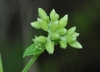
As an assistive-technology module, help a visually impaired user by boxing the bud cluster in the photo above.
[30,8,82,54]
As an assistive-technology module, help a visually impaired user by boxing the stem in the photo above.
[0,54,3,72]
[22,54,40,72]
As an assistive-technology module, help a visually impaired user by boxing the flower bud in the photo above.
[72,32,79,37]
[66,35,76,43]
[30,21,41,29]
[37,36,47,43]
[45,40,54,54]
[51,32,60,40]
[38,8,49,22]
[59,40,67,49]
[37,18,48,31]
[49,21,59,32]
[53,14,59,22]
[50,9,59,22]
[38,8,47,18]
[69,41,82,49]
[58,28,67,36]
[59,15,68,28]
[67,26,76,35]
[50,9,56,19]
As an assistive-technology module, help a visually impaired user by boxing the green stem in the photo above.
[0,54,3,72]
[22,54,40,72]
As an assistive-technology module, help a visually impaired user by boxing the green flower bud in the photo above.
[66,32,79,43]
[51,32,60,40]
[59,40,67,49]
[53,14,59,22]
[67,26,76,35]
[43,16,50,23]
[59,15,68,28]
[50,9,56,19]
[37,36,47,43]
[38,8,47,18]
[66,35,76,43]
[38,8,49,22]
[32,35,38,43]
[37,18,48,31]
[72,32,79,37]
[69,41,82,49]
[30,21,41,29]
[49,21,59,32]
[58,28,67,36]
[50,9,59,22]
[45,40,54,54]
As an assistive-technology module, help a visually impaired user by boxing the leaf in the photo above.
[23,44,44,57]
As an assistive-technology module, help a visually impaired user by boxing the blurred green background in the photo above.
[0,0,100,72]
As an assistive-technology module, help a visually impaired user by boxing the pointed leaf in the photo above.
[23,44,44,57]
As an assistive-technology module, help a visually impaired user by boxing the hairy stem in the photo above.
[22,54,40,72]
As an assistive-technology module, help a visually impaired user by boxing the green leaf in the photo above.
[23,44,44,57]
[69,41,82,49]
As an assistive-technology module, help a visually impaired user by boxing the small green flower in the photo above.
[67,26,76,35]
[58,28,67,36]
[49,21,59,32]
[30,21,41,29]
[45,40,54,54]
[38,8,47,17]
[32,35,47,44]
[51,32,60,40]
[37,18,48,31]
[50,9,59,22]
[59,15,68,28]
[38,8,49,22]
[66,33,78,43]
[36,36,47,43]
[50,9,56,19]
[59,40,67,49]
[69,41,82,49]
